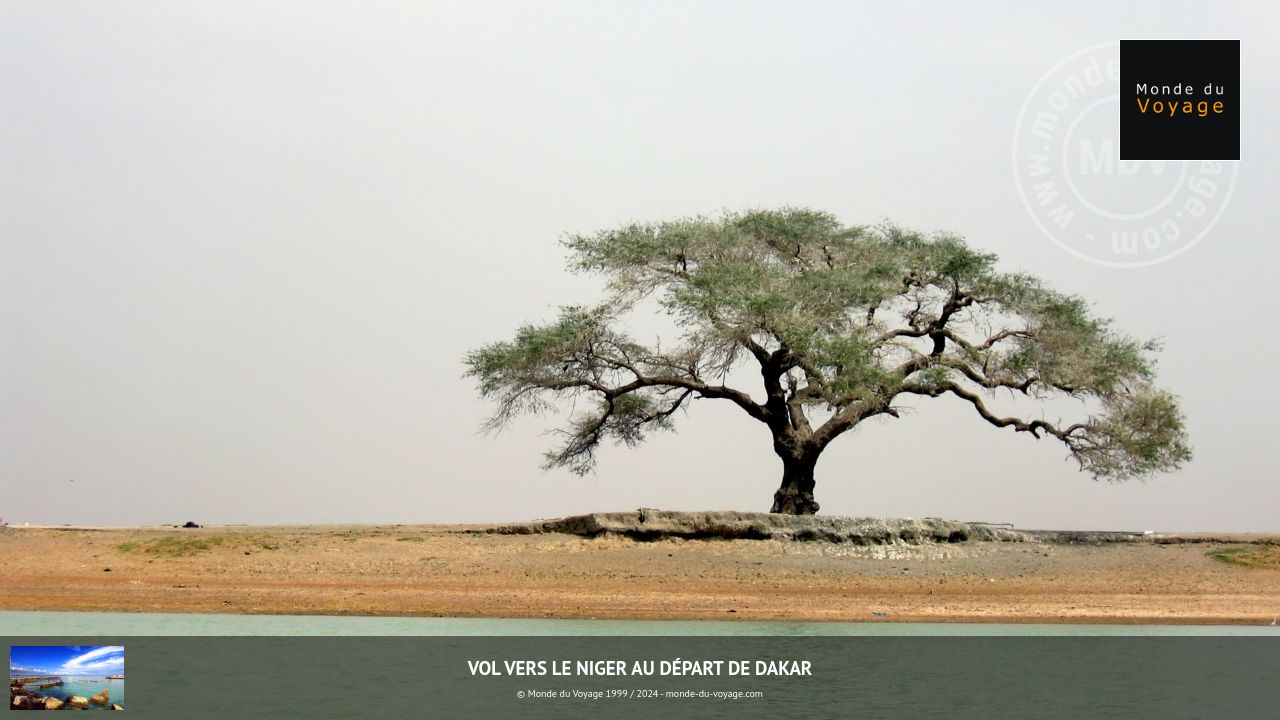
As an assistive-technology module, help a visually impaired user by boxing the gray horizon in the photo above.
[3,1,1278,531]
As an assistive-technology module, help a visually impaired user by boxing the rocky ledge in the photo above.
[485,510,1030,544]
[9,684,122,711]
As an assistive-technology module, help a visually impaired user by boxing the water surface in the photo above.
[2,611,1275,636]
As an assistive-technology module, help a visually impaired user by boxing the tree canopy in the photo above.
[465,208,1191,514]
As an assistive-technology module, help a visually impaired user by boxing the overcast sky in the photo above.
[3,1,1277,530]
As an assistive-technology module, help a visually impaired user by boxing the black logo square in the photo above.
[1120,40,1239,160]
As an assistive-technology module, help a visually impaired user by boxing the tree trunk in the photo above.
[770,453,820,515]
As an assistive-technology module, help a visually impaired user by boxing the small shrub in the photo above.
[115,535,226,557]
[1207,545,1280,569]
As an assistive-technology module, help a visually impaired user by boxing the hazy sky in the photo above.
[3,2,1277,530]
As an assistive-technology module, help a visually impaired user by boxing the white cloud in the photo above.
[59,646,124,675]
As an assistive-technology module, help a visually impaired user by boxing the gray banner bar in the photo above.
[6,636,1278,719]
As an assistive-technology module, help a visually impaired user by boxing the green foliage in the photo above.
[543,392,684,475]
[114,534,283,556]
[466,208,1191,484]
[1072,387,1191,479]
[1207,545,1280,569]
[115,535,227,557]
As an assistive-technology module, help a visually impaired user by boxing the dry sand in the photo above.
[2,524,1278,624]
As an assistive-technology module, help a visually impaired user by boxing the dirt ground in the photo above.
[2,524,1278,624]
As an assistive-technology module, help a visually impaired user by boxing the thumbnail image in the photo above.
[10,646,124,711]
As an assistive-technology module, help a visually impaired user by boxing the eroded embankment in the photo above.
[485,510,1029,544]
[486,510,1280,546]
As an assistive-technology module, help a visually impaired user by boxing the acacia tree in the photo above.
[465,209,1190,515]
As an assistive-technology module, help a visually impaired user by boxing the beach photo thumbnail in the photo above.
[10,646,124,711]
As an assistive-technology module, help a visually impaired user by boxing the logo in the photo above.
[1120,40,1239,160]
[1013,42,1238,267]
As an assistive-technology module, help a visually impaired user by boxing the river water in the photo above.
[1,610,1275,635]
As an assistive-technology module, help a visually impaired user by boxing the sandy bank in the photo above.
[1,518,1277,624]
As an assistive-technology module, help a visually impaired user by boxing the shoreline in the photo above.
[2,607,1275,627]
[3,523,1278,625]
